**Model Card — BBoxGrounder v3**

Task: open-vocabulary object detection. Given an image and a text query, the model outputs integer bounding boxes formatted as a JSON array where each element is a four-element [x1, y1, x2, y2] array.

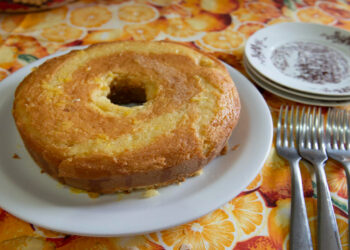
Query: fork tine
[[345, 111, 350, 150], [311, 107, 318, 150], [295, 106, 300, 141], [299, 107, 307, 149], [290, 106, 295, 148], [339, 110, 346, 151], [326, 108, 332, 149], [283, 106, 288, 147], [318, 108, 325, 151], [305, 107, 312, 149], [331, 109, 337, 149], [277, 106, 283, 147]]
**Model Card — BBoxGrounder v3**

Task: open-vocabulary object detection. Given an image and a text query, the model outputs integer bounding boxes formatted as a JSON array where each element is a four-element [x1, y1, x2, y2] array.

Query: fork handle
[[314, 161, 342, 250], [289, 159, 313, 250]]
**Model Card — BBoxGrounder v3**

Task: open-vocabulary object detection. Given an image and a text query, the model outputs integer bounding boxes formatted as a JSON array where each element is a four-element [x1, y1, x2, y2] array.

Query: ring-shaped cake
[[13, 41, 240, 193]]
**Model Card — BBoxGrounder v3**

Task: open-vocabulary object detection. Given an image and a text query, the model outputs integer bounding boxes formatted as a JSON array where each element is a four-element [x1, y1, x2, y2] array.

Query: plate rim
[[0, 48, 273, 236], [243, 59, 350, 107], [244, 56, 350, 101]]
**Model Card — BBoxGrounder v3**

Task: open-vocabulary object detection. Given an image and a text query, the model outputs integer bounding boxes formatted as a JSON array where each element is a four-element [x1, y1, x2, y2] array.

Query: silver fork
[[326, 108, 350, 243], [276, 105, 313, 250], [299, 107, 341, 250]]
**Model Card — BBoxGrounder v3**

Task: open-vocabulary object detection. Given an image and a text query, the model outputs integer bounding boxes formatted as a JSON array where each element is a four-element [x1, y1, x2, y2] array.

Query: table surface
[[0, 0, 349, 249]]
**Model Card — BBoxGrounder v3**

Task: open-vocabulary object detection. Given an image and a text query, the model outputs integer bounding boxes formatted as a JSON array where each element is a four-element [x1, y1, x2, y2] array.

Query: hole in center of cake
[[107, 81, 147, 107]]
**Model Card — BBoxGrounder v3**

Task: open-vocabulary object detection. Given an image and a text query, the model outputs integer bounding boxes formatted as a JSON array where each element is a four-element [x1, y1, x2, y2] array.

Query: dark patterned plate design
[[245, 23, 350, 96]]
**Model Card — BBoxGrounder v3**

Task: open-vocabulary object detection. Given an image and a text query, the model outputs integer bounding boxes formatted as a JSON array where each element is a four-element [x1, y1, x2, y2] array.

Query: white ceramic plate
[[244, 56, 350, 101], [0, 47, 273, 236], [243, 58, 350, 107], [245, 23, 350, 96]]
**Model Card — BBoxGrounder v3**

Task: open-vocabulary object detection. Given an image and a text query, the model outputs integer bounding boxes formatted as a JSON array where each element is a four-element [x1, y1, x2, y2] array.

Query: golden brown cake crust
[[13, 41, 240, 193]]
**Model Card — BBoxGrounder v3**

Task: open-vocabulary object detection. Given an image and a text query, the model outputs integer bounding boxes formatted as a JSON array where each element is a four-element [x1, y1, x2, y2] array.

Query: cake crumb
[[143, 189, 159, 198], [40, 170, 45, 174], [194, 169, 203, 176], [220, 144, 228, 155], [88, 192, 100, 199], [117, 193, 125, 201], [231, 144, 240, 151], [12, 153, 21, 159]]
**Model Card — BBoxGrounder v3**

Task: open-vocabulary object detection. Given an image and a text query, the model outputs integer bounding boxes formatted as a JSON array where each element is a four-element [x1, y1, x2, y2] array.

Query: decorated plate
[[245, 23, 350, 97], [0, 47, 273, 236], [244, 58, 350, 107]]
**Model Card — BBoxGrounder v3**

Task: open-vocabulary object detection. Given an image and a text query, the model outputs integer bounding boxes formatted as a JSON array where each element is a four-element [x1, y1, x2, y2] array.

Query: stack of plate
[[244, 22, 350, 106]]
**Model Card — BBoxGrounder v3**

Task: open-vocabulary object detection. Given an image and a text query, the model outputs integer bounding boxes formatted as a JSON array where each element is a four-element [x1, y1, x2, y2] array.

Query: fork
[[299, 107, 341, 250], [276, 105, 313, 250], [326, 108, 350, 243]]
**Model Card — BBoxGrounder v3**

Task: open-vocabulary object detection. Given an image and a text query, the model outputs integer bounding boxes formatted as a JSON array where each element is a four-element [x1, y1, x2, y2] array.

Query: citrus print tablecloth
[[0, 0, 350, 249]]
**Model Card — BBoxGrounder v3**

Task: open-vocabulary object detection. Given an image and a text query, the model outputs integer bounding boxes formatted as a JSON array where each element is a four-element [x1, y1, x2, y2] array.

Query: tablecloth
[[0, 0, 349, 249]]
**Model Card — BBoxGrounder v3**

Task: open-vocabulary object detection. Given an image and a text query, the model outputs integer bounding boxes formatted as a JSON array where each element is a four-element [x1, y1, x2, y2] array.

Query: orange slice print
[[318, 2, 350, 20], [244, 173, 262, 191], [234, 236, 279, 250], [111, 236, 164, 249], [259, 146, 313, 206], [164, 18, 198, 39], [224, 191, 266, 238], [296, 7, 336, 25], [70, 6, 112, 28], [0, 236, 55, 250], [1, 15, 24, 33], [0, 46, 18, 70], [186, 12, 231, 32], [159, 4, 191, 18], [0, 212, 36, 242], [336, 19, 350, 31], [161, 209, 235, 249], [83, 29, 130, 44], [56, 237, 115, 249], [124, 20, 164, 40], [325, 160, 348, 199], [237, 22, 265, 38], [4, 35, 48, 59], [201, 29, 244, 51], [200, 0, 238, 14], [33, 226, 65, 238], [267, 18, 293, 26], [118, 4, 158, 23], [0, 70, 8, 81], [41, 24, 83, 43], [16, 7, 68, 32], [337, 214, 349, 249], [232, 2, 280, 23], [149, 0, 181, 6]]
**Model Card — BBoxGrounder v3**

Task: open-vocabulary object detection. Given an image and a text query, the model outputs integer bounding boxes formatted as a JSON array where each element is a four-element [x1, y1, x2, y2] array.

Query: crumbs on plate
[[12, 153, 21, 159], [143, 189, 159, 198]]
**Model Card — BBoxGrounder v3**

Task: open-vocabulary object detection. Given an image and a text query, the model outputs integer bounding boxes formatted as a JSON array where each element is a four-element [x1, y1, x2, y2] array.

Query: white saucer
[[244, 56, 350, 101], [244, 59, 350, 106], [245, 23, 350, 97]]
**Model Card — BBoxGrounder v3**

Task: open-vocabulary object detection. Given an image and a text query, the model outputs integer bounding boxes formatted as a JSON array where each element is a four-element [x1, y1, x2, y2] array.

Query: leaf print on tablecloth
[[18, 54, 38, 64]]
